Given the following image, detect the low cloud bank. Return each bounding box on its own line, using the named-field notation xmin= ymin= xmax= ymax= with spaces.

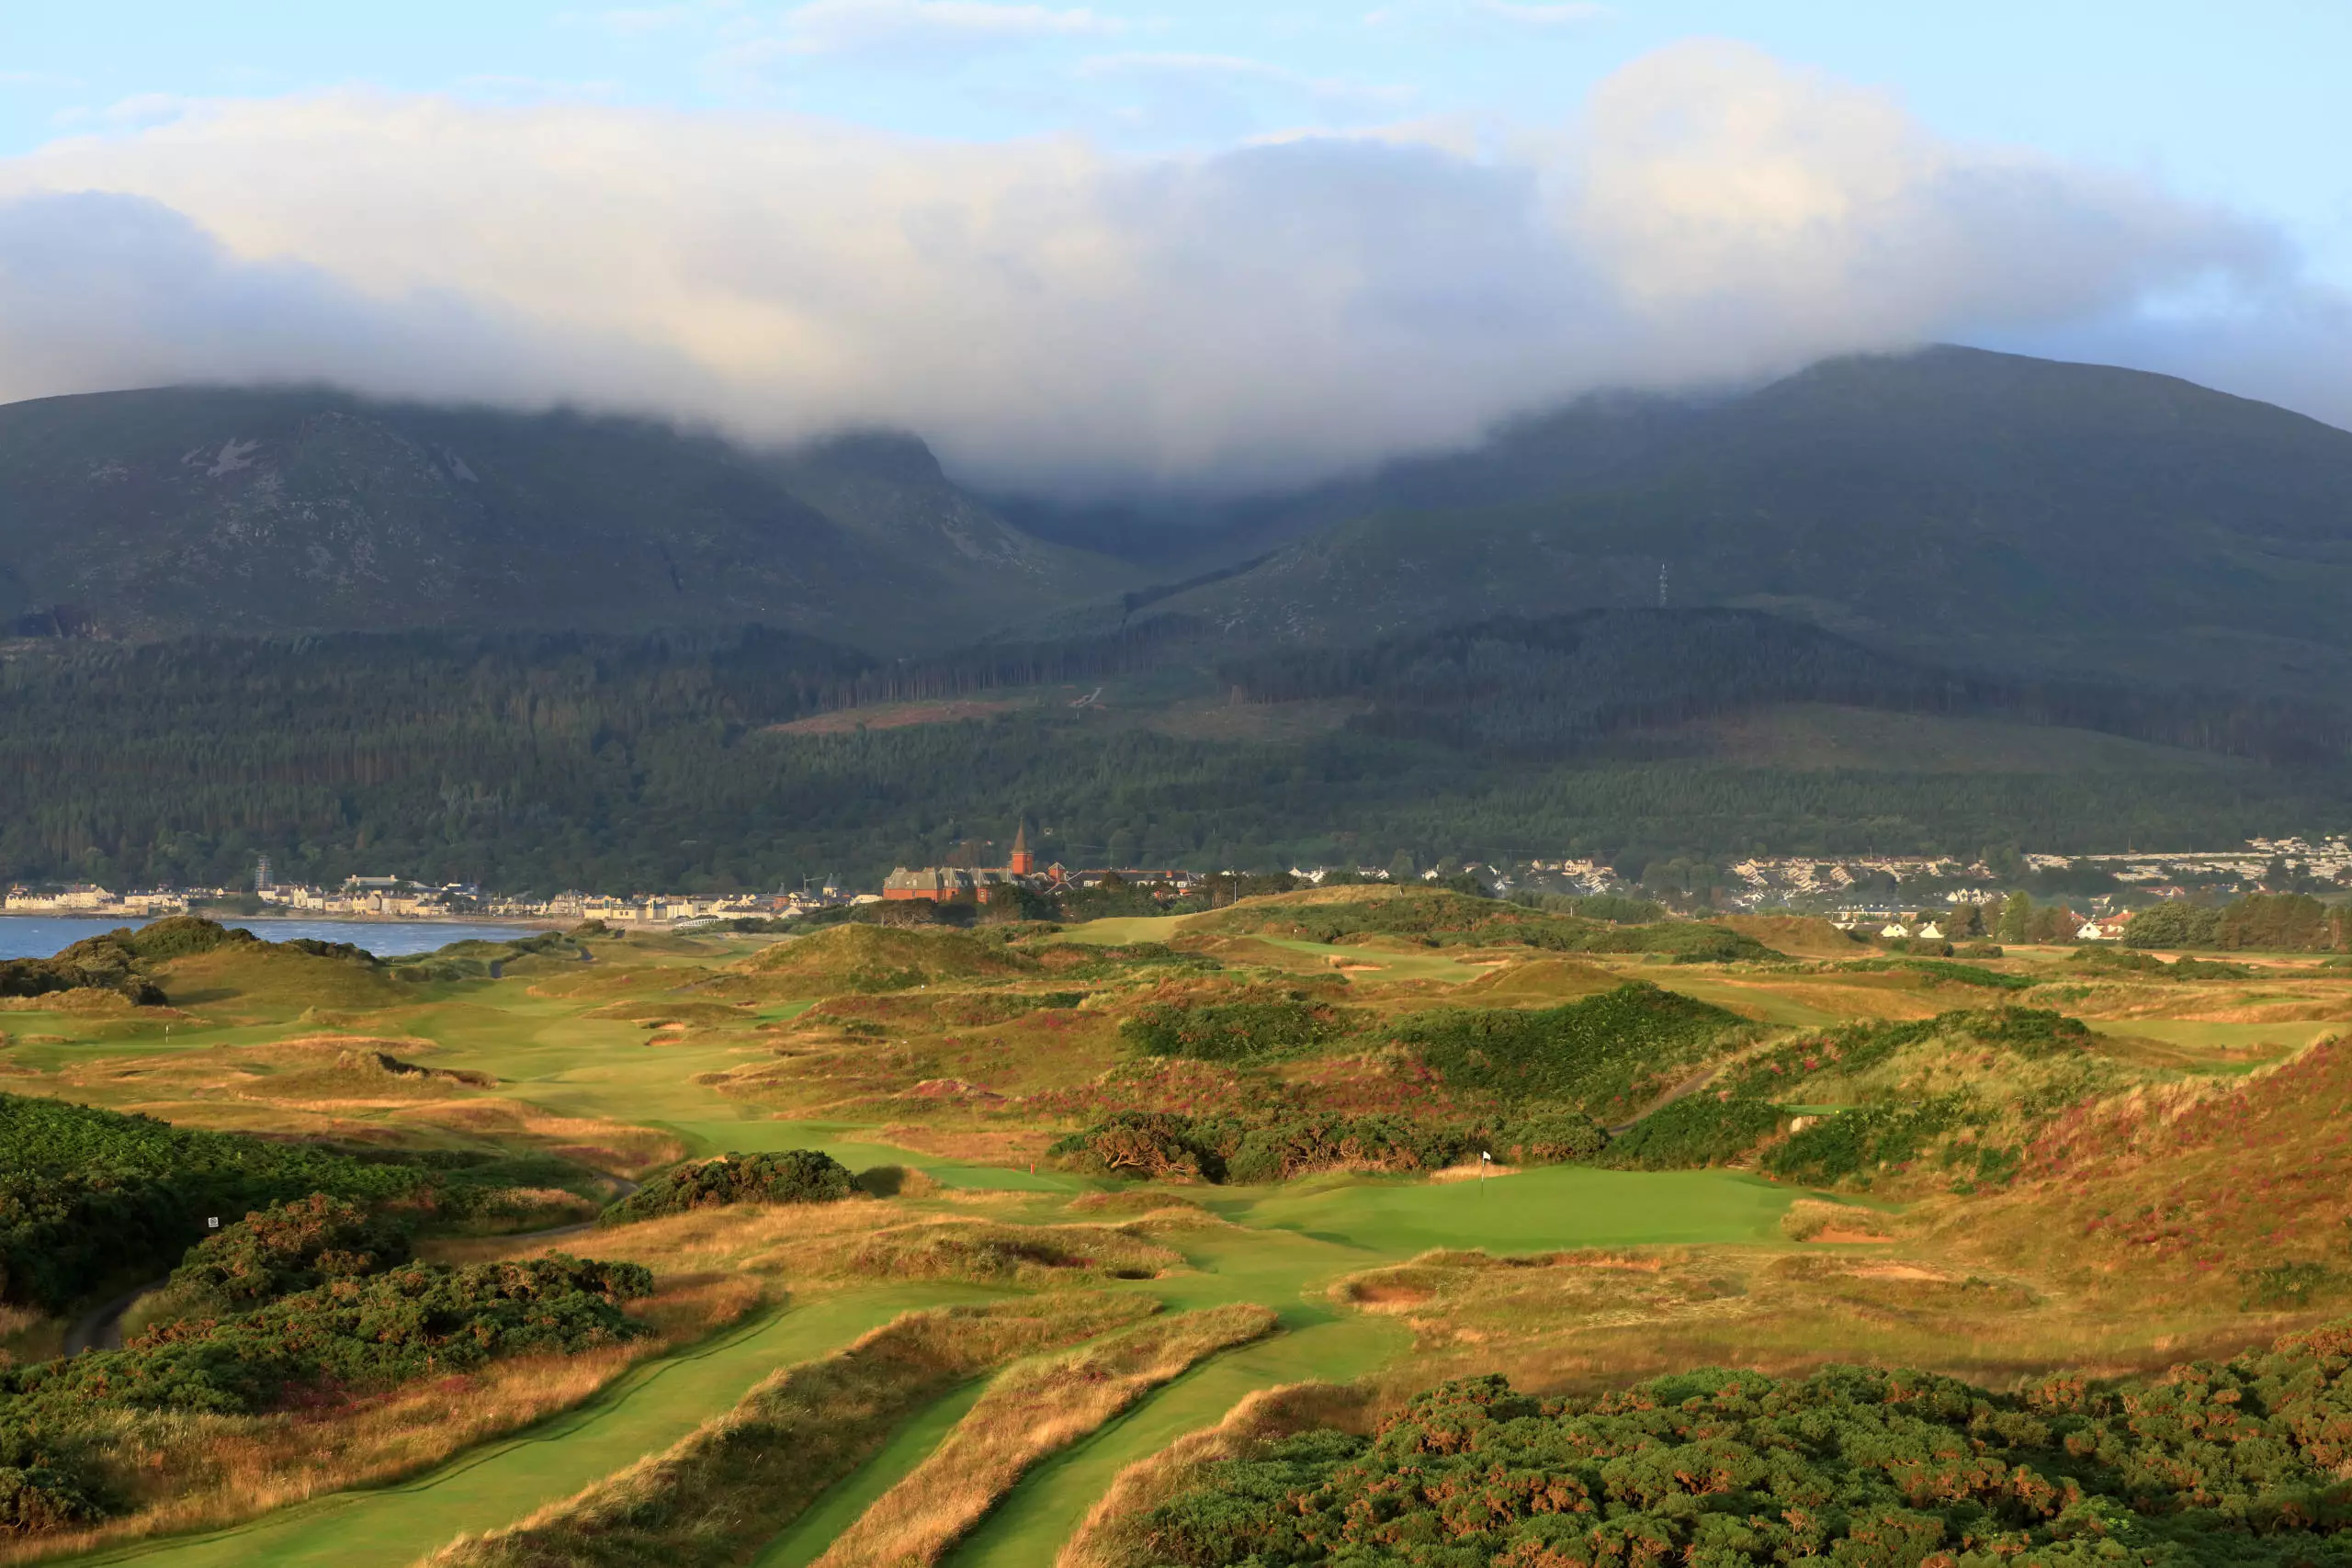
xmin=0 ymin=40 xmax=2334 ymax=491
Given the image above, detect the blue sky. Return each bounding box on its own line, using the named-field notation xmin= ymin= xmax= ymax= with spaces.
xmin=2 ymin=1 xmax=2347 ymax=487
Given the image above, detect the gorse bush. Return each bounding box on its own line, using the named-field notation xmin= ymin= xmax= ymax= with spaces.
xmin=1764 ymin=1099 xmax=1969 ymax=1188
xmin=1122 ymin=998 xmax=1351 ymax=1063
xmin=1599 ymin=1094 xmax=1782 ymax=1170
xmin=1050 ymin=1107 xmax=1610 ymax=1185
xmin=4 ymin=1255 xmax=651 ymax=1420
xmin=602 ymin=1150 xmax=854 ymax=1224
xmin=0 ymin=1253 xmax=650 ymax=1536
xmin=0 ymin=1092 xmax=426 ymax=1311
xmin=1389 ymin=982 xmax=1746 ymax=1122
xmin=1138 ymin=1319 xmax=2352 ymax=1566
xmin=159 ymin=1193 xmax=410 ymax=1315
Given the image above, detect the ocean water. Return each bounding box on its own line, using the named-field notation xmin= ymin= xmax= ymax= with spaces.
xmin=0 ymin=916 xmax=556 ymax=962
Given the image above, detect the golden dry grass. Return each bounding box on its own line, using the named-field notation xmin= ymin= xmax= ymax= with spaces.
xmin=1326 ymin=1243 xmax=2287 ymax=1408
xmin=426 ymin=1294 xmax=1162 ymax=1568
xmin=813 ymin=1303 xmax=1278 ymax=1568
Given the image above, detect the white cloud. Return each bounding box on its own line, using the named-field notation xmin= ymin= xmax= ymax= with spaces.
xmin=0 ymin=41 xmax=2324 ymax=492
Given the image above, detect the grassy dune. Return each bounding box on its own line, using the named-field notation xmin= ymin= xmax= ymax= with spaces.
xmin=8 ymin=901 xmax=2352 ymax=1565
xmin=424 ymin=1295 xmax=1159 ymax=1568
xmin=810 ymin=1304 xmax=1275 ymax=1568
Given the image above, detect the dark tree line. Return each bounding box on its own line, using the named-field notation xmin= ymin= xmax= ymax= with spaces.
xmin=1219 ymin=608 xmax=2352 ymax=767
xmin=0 ymin=622 xmax=2346 ymax=895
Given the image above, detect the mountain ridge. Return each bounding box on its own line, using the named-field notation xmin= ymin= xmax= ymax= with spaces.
xmin=0 ymin=386 xmax=1134 ymax=654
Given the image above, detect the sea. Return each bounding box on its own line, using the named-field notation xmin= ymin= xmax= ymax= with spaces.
xmin=0 ymin=916 xmax=556 ymax=962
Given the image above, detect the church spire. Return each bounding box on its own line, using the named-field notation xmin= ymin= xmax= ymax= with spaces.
xmin=1007 ymin=822 xmax=1035 ymax=876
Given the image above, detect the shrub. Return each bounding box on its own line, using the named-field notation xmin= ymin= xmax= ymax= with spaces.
xmin=1763 ymin=1099 xmax=1966 ymax=1187
xmin=602 ymin=1150 xmax=854 ymax=1224
xmin=1489 ymin=1108 xmax=1610 ymax=1165
xmin=1137 ymin=1325 xmax=2352 ymax=1567
xmin=2 ymin=1255 xmax=651 ymax=1420
xmin=1390 ymin=982 xmax=1746 ymax=1121
xmin=160 ymin=1193 xmax=410 ymax=1314
xmin=1600 ymin=1095 xmax=1781 ymax=1170
xmin=1121 ymin=998 xmax=1349 ymax=1063
xmin=1053 ymin=1107 xmax=1611 ymax=1184
xmin=0 ymin=1092 xmax=427 ymax=1312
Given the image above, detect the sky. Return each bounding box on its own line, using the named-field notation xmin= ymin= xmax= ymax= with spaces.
xmin=2 ymin=1 xmax=2348 ymax=491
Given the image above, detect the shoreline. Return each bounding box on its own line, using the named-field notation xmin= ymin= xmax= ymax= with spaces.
xmin=0 ymin=910 xmax=568 ymax=929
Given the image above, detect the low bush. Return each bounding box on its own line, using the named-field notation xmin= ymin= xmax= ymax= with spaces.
xmin=601 ymin=1150 xmax=854 ymax=1224
xmin=4 ymin=1255 xmax=651 ymax=1422
xmin=1051 ymin=1107 xmax=1611 ymax=1185
xmin=1842 ymin=957 xmax=2034 ymax=990
xmin=0 ymin=1092 xmax=429 ymax=1312
xmin=1600 ymin=1095 xmax=1781 ymax=1170
xmin=1763 ymin=1099 xmax=1968 ymax=1188
xmin=158 ymin=1193 xmax=411 ymax=1315
xmin=1121 ymin=998 xmax=1351 ymax=1063
xmin=1135 ymin=1322 xmax=2352 ymax=1567
xmin=1389 ymin=982 xmax=1746 ymax=1122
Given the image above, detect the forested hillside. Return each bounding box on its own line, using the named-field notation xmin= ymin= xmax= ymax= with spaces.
xmin=1129 ymin=347 xmax=2352 ymax=694
xmin=1 ymin=622 xmax=2344 ymax=892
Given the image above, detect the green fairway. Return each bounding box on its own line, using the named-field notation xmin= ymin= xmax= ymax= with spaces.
xmin=2109 ymin=1019 xmax=2346 ymax=1051
xmin=947 ymin=1314 xmax=1401 ymax=1568
xmin=693 ymin=1119 xmax=1089 ymax=1190
xmin=63 ymin=1287 xmax=998 ymax=1568
xmin=1043 ymin=915 xmax=1195 ymax=945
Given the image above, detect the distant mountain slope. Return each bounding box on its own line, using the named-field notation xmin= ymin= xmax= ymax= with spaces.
xmin=1142 ymin=348 xmax=2352 ymax=691
xmin=0 ymin=388 xmax=1128 ymax=651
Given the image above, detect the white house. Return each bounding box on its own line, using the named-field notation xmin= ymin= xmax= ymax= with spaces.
xmin=1917 ymin=921 xmax=1945 ymax=940
xmin=1880 ymin=922 xmax=1910 ymax=939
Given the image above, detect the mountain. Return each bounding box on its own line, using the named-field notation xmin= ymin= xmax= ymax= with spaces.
xmin=0 ymin=387 xmax=1129 ymax=653
xmin=1123 ymin=347 xmax=2352 ymax=692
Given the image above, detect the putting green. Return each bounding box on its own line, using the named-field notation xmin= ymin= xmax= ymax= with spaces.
xmin=1211 ymin=1165 xmax=1798 ymax=1255
xmin=65 ymin=1287 xmax=997 ymax=1568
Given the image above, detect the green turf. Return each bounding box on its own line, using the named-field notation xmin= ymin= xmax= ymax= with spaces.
xmin=1042 ymin=916 xmax=1195 ymax=945
xmin=752 ymin=1378 xmax=991 ymax=1568
xmin=63 ymin=1287 xmax=999 ymax=1568
xmin=2107 ymin=1020 xmax=2344 ymax=1051
xmin=946 ymin=1314 xmax=1399 ymax=1568
xmin=1212 ymin=1165 xmax=1799 ymax=1255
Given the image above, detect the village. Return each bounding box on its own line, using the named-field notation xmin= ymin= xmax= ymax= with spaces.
xmin=3 ymin=834 xmax=2346 ymax=932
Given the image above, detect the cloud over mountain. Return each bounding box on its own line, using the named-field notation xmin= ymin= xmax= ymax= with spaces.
xmin=0 ymin=40 xmax=2329 ymax=491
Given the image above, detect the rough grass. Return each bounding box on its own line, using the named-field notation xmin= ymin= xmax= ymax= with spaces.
xmin=811 ymin=1303 xmax=1278 ymax=1568
xmin=423 ymin=1294 xmax=1160 ymax=1568
xmin=731 ymin=925 xmax=1039 ymax=993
